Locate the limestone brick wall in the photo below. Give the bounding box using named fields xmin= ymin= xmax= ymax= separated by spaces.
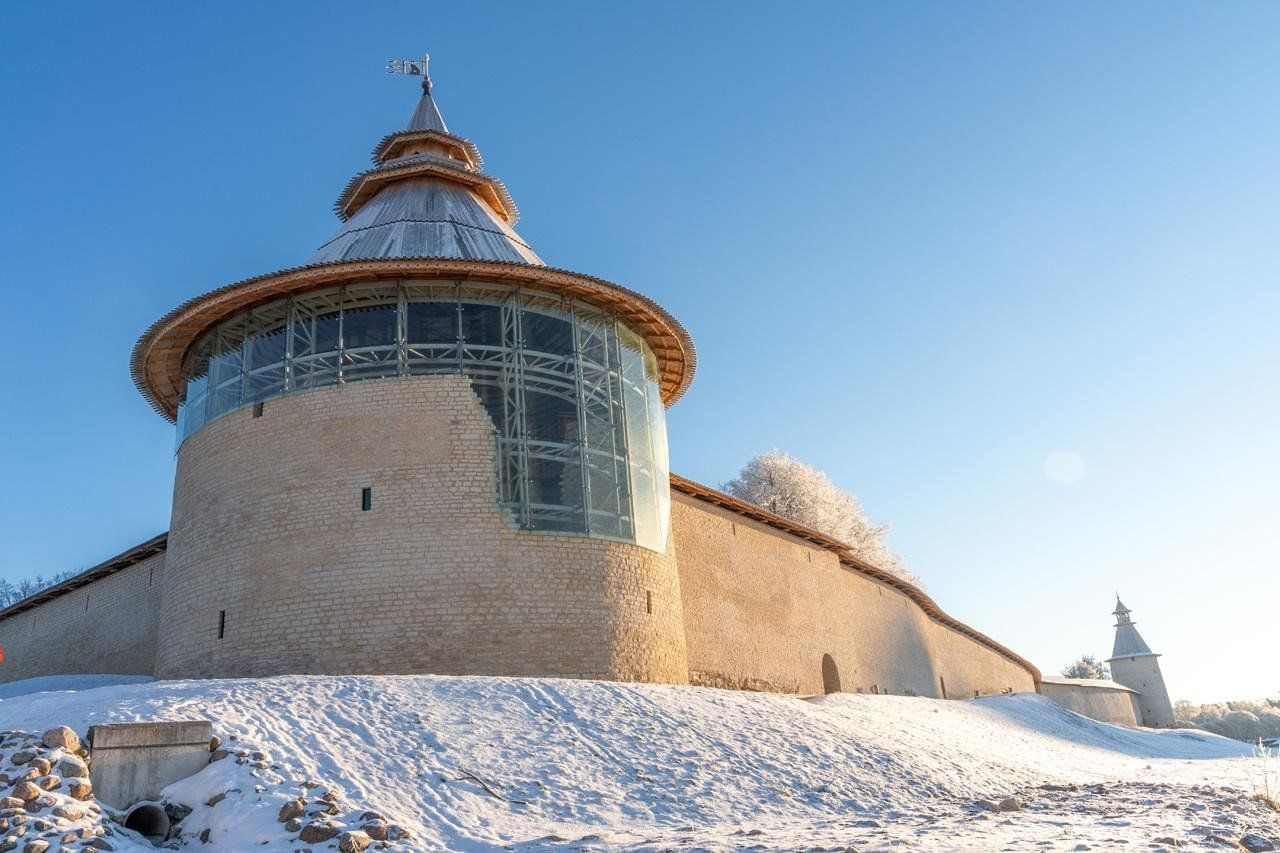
xmin=1111 ymin=656 xmax=1175 ymax=727
xmin=158 ymin=375 xmax=688 ymax=683
xmin=670 ymin=493 xmax=1035 ymax=697
xmin=0 ymin=553 xmax=164 ymax=683
xmin=1038 ymin=681 xmax=1140 ymax=726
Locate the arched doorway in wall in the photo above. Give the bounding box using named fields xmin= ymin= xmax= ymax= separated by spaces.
xmin=821 ymin=654 xmax=841 ymax=694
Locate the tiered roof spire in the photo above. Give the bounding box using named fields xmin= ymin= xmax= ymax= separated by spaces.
xmin=1108 ymin=595 xmax=1156 ymax=660
xmin=307 ymin=56 xmax=542 ymax=267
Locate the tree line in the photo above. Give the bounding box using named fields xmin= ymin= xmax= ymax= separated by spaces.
xmin=0 ymin=570 xmax=80 ymax=609
xmin=1174 ymin=699 xmax=1280 ymax=743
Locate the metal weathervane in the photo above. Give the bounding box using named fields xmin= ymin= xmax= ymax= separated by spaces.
xmin=386 ymin=53 xmax=430 ymax=79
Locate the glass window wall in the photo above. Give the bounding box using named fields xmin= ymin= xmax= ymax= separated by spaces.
xmin=175 ymin=280 xmax=670 ymax=552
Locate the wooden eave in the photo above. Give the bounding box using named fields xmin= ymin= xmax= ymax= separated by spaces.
xmin=372 ymin=129 xmax=482 ymax=168
xmin=0 ymin=534 xmax=168 ymax=623
xmin=335 ymin=160 xmax=517 ymax=224
xmin=669 ymin=474 xmax=1043 ymax=685
xmin=131 ymin=259 xmax=695 ymax=422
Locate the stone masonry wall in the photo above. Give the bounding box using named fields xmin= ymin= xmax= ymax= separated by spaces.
xmin=157 ymin=375 xmax=689 ymax=683
xmin=1111 ymin=656 xmax=1176 ymax=727
xmin=1037 ymin=681 xmax=1140 ymax=726
xmin=0 ymin=552 xmax=164 ymax=683
xmin=670 ymin=493 xmax=1035 ymax=697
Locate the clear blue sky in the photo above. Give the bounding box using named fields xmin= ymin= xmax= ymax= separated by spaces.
xmin=2 ymin=3 xmax=1276 ymax=703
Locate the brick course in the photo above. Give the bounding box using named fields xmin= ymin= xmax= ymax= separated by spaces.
xmin=671 ymin=493 xmax=1035 ymax=697
xmin=0 ymin=376 xmax=1036 ymax=695
xmin=157 ymin=375 xmax=689 ymax=683
xmin=0 ymin=552 xmax=163 ymax=682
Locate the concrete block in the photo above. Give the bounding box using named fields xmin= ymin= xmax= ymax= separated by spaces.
xmin=88 ymin=720 xmax=212 ymax=809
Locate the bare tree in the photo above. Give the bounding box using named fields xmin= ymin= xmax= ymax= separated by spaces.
xmin=0 ymin=569 xmax=79 ymax=609
xmin=723 ymin=450 xmax=920 ymax=586
xmin=1061 ymin=654 xmax=1111 ymax=680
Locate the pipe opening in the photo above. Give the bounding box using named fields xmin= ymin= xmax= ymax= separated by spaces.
xmin=124 ymin=803 xmax=171 ymax=841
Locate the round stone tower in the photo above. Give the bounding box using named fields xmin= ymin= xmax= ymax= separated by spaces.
xmin=1106 ymin=597 xmax=1175 ymax=727
xmin=132 ymin=62 xmax=695 ymax=683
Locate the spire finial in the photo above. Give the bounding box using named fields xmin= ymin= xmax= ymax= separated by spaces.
xmin=387 ymin=52 xmax=447 ymax=133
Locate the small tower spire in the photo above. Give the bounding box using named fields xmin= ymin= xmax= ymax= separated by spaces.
xmin=1105 ymin=596 xmax=1175 ymax=728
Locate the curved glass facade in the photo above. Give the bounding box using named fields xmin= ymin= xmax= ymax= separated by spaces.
xmin=177 ymin=280 xmax=670 ymax=551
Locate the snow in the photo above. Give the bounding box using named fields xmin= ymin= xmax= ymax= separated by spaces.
xmin=0 ymin=674 xmax=1276 ymax=851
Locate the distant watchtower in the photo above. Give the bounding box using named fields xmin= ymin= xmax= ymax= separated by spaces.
xmin=1106 ymin=598 xmax=1175 ymax=727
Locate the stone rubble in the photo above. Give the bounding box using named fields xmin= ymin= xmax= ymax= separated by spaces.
xmin=1 ymin=725 xmax=417 ymax=852
xmin=0 ymin=727 xmax=108 ymax=852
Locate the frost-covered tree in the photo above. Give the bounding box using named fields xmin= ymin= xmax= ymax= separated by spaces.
xmin=723 ymin=450 xmax=919 ymax=586
xmin=1174 ymin=698 xmax=1280 ymax=742
xmin=1061 ymin=655 xmax=1111 ymax=680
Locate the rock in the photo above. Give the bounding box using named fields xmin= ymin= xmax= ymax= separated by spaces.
xmin=360 ymin=821 xmax=388 ymax=841
xmin=1241 ymin=835 xmax=1276 ymax=853
xmin=22 ymin=763 xmax=47 ymax=781
xmin=386 ymin=825 xmax=412 ymax=841
xmin=994 ymin=797 xmax=1021 ymax=812
xmin=0 ymin=802 xmax=20 ymax=812
xmin=338 ymin=831 xmax=371 ymax=853
xmin=1153 ymin=839 xmax=1182 ymax=849
xmin=208 ymin=736 xmax=221 ymax=753
xmin=55 ymin=757 xmax=86 ymax=779
xmin=198 ymin=828 xmax=210 ymax=844
xmin=39 ymin=729 xmax=78 ymax=754
xmin=358 ymin=811 xmax=383 ymax=823
xmin=85 ymin=840 xmax=113 ymax=851
xmin=6 ymin=754 xmax=34 ymax=769
xmin=321 ymin=789 xmax=339 ymax=804
xmin=277 ymin=799 xmax=305 ymax=822
xmin=208 ymin=750 xmax=229 ymax=763
xmin=8 ymin=785 xmax=38 ymax=806
xmin=34 ymin=777 xmax=59 ymax=793
xmin=22 ymin=841 xmax=49 ymax=853
xmin=66 ymin=782 xmax=91 ymax=801
xmin=285 ymin=818 xmax=302 ymax=833
xmin=306 ymin=801 xmax=338 ymax=816
xmin=206 ymin=792 xmax=228 ymax=807
xmin=50 ymin=805 xmax=82 ymax=822
xmin=297 ymin=822 xmax=340 ymax=844
xmin=164 ymin=803 xmax=192 ymax=824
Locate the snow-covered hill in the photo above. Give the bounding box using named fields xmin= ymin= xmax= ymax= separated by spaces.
xmin=0 ymin=675 xmax=1275 ymax=851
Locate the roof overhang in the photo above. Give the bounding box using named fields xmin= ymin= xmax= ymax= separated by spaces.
xmin=372 ymin=129 xmax=483 ymax=169
xmin=336 ymin=159 xmax=517 ymax=224
xmin=0 ymin=534 xmax=168 ymax=623
xmin=131 ymin=258 xmax=696 ymax=421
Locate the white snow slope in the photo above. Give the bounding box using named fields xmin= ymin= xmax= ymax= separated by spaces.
xmin=1 ymin=674 xmax=1276 ymax=852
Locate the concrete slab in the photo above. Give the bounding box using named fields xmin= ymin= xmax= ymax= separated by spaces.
xmin=88 ymin=720 xmax=212 ymax=809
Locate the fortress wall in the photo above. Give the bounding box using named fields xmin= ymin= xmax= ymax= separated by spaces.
xmin=157 ymin=375 xmax=689 ymax=684
xmin=670 ymin=493 xmax=1035 ymax=697
xmin=0 ymin=552 xmax=164 ymax=683
xmin=1037 ymin=681 xmax=1140 ymax=726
